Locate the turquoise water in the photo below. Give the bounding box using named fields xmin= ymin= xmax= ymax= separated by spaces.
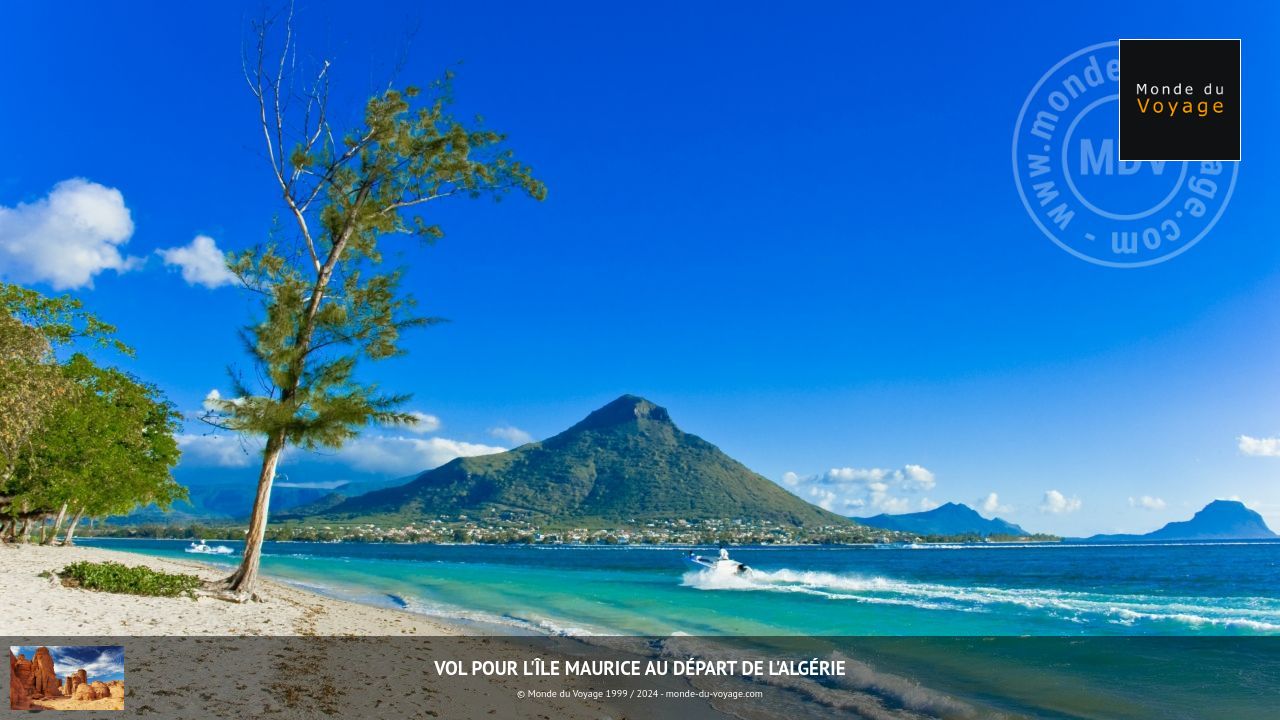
xmin=81 ymin=539 xmax=1280 ymax=636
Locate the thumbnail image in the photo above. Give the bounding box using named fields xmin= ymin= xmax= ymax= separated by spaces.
xmin=9 ymin=646 xmax=124 ymax=711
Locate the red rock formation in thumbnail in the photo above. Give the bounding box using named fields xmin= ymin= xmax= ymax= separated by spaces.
xmin=64 ymin=667 xmax=88 ymax=696
xmin=13 ymin=647 xmax=122 ymax=711
xmin=30 ymin=646 xmax=62 ymax=698
xmin=9 ymin=651 xmax=31 ymax=711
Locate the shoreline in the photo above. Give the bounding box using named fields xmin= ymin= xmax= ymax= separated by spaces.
xmin=78 ymin=534 xmax=1070 ymax=547
xmin=7 ymin=541 xmax=1276 ymax=718
xmin=2 ymin=543 xmax=740 ymax=718
xmin=0 ymin=543 xmax=468 ymax=636
xmin=88 ymin=531 xmax=1280 ymax=547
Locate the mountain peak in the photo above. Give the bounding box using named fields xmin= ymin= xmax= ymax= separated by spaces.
xmin=1086 ymin=499 xmax=1276 ymax=542
xmin=315 ymin=394 xmax=847 ymax=527
xmin=857 ymin=502 xmax=1028 ymax=537
xmin=932 ymin=502 xmax=985 ymax=518
xmin=570 ymin=394 xmax=672 ymax=431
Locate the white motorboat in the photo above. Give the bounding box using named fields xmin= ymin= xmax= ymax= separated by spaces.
xmin=185 ymin=539 xmax=234 ymax=555
xmin=684 ymin=548 xmax=751 ymax=576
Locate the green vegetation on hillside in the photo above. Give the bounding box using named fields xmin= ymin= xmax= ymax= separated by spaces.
xmin=305 ymin=395 xmax=851 ymax=529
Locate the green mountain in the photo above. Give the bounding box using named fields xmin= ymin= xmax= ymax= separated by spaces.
xmin=302 ymin=395 xmax=849 ymax=527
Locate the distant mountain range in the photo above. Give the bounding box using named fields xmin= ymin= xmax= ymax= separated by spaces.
xmin=291 ymin=395 xmax=851 ymax=527
xmin=856 ymin=502 xmax=1029 ymax=537
xmin=118 ymin=475 xmax=409 ymax=524
xmin=1084 ymin=500 xmax=1276 ymax=542
xmin=128 ymin=397 xmax=1279 ymax=544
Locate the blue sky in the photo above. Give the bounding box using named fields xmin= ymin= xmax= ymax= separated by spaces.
xmin=10 ymin=646 xmax=125 ymax=684
xmin=2 ymin=1 xmax=1278 ymax=535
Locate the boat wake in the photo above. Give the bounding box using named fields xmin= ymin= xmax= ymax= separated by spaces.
xmin=184 ymin=540 xmax=234 ymax=555
xmin=682 ymin=567 xmax=1280 ymax=633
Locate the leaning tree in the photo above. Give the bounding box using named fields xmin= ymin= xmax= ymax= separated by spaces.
xmin=203 ymin=9 xmax=544 ymax=597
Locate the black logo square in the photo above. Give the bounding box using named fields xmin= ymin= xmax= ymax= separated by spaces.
xmin=1119 ymin=39 xmax=1240 ymax=161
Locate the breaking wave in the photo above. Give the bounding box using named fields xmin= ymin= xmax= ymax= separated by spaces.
xmin=682 ymin=568 xmax=1280 ymax=633
xmin=394 ymin=594 xmax=603 ymax=637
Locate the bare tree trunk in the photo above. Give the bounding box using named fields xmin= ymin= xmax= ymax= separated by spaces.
xmin=19 ymin=517 xmax=32 ymax=543
xmin=43 ymin=503 xmax=68 ymax=546
xmin=223 ymin=430 xmax=286 ymax=597
xmin=63 ymin=508 xmax=86 ymax=546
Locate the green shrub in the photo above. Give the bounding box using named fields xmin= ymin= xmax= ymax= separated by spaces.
xmin=58 ymin=561 xmax=201 ymax=598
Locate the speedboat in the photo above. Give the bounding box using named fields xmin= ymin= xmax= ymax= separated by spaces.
xmin=185 ymin=540 xmax=234 ymax=555
xmin=684 ymin=548 xmax=751 ymax=576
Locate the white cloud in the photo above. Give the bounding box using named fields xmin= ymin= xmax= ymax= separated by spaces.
xmin=276 ymin=480 xmax=345 ymax=490
xmin=50 ymin=647 xmax=124 ymax=681
xmin=1239 ymin=435 xmax=1280 ymax=457
xmin=0 ymin=178 xmax=138 ymax=289
xmin=1040 ymin=490 xmax=1082 ymax=514
xmin=177 ymin=429 xmax=506 ymax=477
xmin=978 ymin=492 xmax=1012 ymax=515
xmin=157 ymin=234 xmax=235 ymax=288
xmin=782 ymin=464 xmax=938 ymax=515
xmin=404 ymin=411 xmax=442 ymax=434
xmin=201 ymin=388 xmax=246 ymax=412
xmin=901 ymin=464 xmax=937 ymax=490
xmin=202 ymin=389 xmax=224 ymax=412
xmin=324 ymin=435 xmax=506 ymax=475
xmin=488 ymin=425 xmax=534 ymax=445
xmin=1128 ymin=495 xmax=1167 ymax=510
xmin=177 ymin=433 xmax=263 ymax=468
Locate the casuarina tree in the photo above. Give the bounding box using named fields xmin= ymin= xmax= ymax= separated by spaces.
xmin=203 ymin=8 xmax=544 ymax=598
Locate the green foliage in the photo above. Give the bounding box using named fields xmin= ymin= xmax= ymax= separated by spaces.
xmin=210 ymin=16 xmax=546 ymax=590
xmin=316 ymin=395 xmax=851 ymax=528
xmin=0 ymin=282 xmax=132 ymax=355
xmin=1 ymin=285 xmax=181 ymax=533
xmin=2 ymin=281 xmax=135 ymax=487
xmin=0 ymin=312 xmax=68 ymax=477
xmin=58 ymin=561 xmax=200 ymax=598
xmin=209 ymin=75 xmax=544 ymax=454
xmin=84 ymin=523 xmax=235 ymax=540
xmin=9 ymin=355 xmax=185 ymax=519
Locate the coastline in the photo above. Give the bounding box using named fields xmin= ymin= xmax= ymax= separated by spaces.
xmin=0 ymin=543 xmax=466 ymax=637
xmin=2 ymin=543 xmax=741 ymax=719
xmin=8 ymin=541 xmax=1278 ymax=718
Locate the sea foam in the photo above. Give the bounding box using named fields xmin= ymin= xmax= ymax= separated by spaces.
xmin=682 ymin=567 xmax=1280 ymax=633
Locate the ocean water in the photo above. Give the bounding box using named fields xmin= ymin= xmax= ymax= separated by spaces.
xmin=80 ymin=539 xmax=1280 ymax=637
xmin=75 ymin=539 xmax=1280 ymax=717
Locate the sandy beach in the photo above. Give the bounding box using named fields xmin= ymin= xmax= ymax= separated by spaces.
xmin=3 ymin=543 xmax=741 ymax=718
xmin=0 ymin=542 xmax=462 ymax=637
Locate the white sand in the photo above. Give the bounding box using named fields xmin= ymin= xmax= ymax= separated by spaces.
xmin=0 ymin=543 xmax=462 ymax=636
xmin=2 ymin=543 xmax=735 ymax=718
